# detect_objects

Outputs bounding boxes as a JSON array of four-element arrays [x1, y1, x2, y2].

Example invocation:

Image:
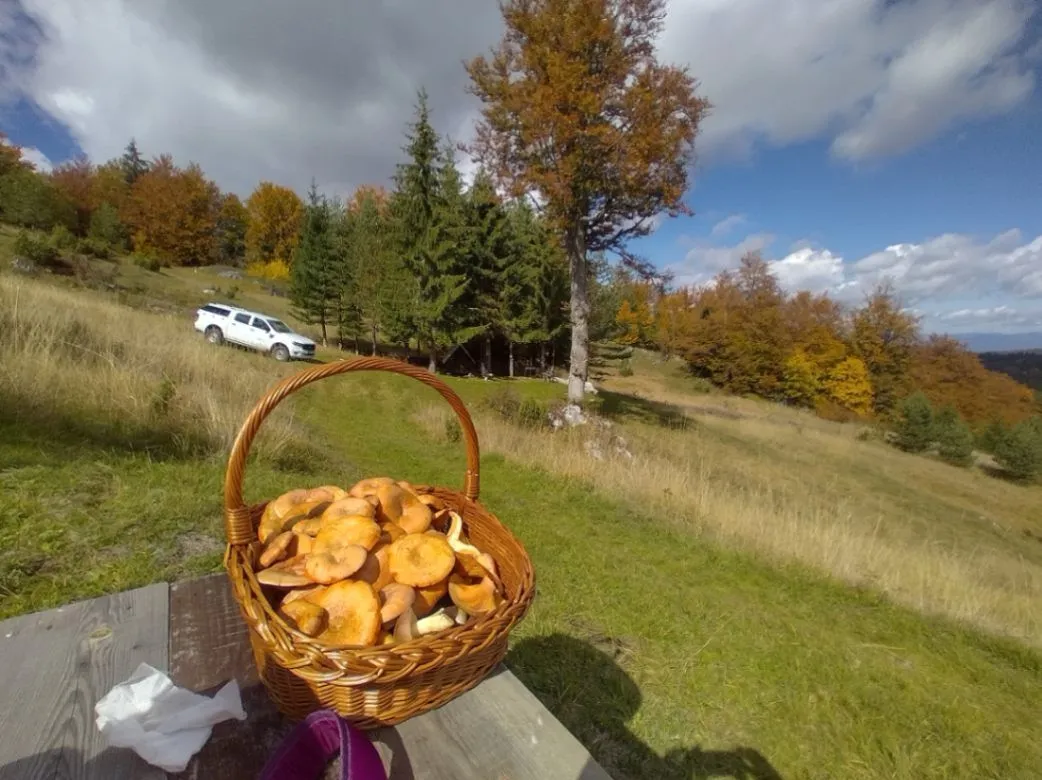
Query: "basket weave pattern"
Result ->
[[222, 357, 536, 728]]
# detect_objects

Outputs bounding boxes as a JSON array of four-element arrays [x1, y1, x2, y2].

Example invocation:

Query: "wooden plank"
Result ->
[[0, 583, 169, 780], [375, 668, 615, 780], [170, 574, 612, 779]]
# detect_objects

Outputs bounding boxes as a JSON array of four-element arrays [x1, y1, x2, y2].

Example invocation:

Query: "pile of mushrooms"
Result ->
[[253, 478, 504, 648]]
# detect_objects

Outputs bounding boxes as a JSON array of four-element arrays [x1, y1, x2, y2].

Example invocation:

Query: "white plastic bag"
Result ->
[[95, 662, 246, 773]]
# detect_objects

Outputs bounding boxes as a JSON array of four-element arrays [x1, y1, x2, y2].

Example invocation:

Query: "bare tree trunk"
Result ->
[[353, 334, 359, 354], [320, 317, 328, 347], [540, 342, 547, 371], [566, 227, 589, 405], [370, 322, 378, 356], [428, 348, 437, 373], [509, 341, 515, 377], [483, 334, 493, 378]]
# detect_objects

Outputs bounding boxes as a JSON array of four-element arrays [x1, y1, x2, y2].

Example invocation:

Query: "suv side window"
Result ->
[[252, 317, 270, 332], [202, 305, 229, 316], [234, 313, 251, 325]]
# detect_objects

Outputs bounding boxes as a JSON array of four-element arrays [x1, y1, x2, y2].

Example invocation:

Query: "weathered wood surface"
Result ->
[[171, 573, 613, 780], [0, 583, 170, 780]]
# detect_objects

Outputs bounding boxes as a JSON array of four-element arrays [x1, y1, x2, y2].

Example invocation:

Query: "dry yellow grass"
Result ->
[[0, 274, 300, 459], [415, 386, 1042, 646]]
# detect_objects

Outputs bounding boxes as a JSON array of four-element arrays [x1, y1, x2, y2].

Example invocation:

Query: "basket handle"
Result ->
[[223, 357, 480, 546]]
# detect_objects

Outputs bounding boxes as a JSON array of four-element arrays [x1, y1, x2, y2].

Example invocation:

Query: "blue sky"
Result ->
[[2, 0, 1041, 337]]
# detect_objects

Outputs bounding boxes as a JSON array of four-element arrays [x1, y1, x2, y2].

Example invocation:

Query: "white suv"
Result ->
[[194, 303, 316, 361]]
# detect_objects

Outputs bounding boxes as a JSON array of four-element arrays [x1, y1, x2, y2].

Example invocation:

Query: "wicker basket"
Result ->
[[222, 357, 536, 728]]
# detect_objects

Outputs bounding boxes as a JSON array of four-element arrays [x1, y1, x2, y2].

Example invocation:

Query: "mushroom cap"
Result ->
[[381, 522, 406, 542], [419, 493, 448, 512], [263, 499, 330, 542], [379, 583, 417, 625], [306, 485, 349, 503], [293, 531, 316, 555], [266, 489, 310, 520], [388, 533, 456, 588], [293, 517, 324, 537], [304, 545, 368, 585], [259, 530, 295, 568], [322, 497, 377, 521], [415, 607, 457, 636], [374, 484, 405, 524], [314, 516, 382, 551], [257, 555, 311, 588], [281, 585, 325, 606], [397, 494, 433, 535], [355, 542, 393, 592], [315, 580, 381, 647], [348, 477, 396, 499], [448, 574, 501, 616], [279, 600, 328, 637], [413, 577, 449, 618]]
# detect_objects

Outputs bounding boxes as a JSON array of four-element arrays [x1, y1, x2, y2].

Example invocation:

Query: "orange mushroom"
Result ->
[[258, 489, 307, 543], [348, 477, 396, 499], [397, 493, 433, 534], [413, 578, 449, 618], [374, 483, 405, 523], [314, 516, 382, 552], [448, 574, 501, 616], [279, 599, 328, 637], [282, 585, 325, 606], [315, 580, 381, 647], [388, 533, 456, 588], [264, 498, 330, 542], [381, 522, 406, 542], [419, 493, 447, 512], [259, 531, 295, 568], [305, 545, 368, 585], [355, 543, 393, 592], [379, 583, 416, 625], [293, 532, 316, 555], [257, 555, 311, 588], [306, 485, 349, 503], [321, 497, 377, 521]]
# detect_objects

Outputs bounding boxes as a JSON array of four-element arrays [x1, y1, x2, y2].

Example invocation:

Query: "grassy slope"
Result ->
[[2, 255, 1042, 777]]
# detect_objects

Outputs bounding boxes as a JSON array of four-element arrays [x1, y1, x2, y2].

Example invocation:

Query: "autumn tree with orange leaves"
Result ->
[[466, 0, 710, 404], [245, 181, 304, 279], [123, 155, 221, 265]]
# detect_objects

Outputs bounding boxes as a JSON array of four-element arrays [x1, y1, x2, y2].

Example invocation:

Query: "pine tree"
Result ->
[[120, 139, 149, 186], [933, 406, 974, 467], [465, 169, 512, 376], [894, 392, 935, 453], [995, 417, 1042, 482], [290, 183, 337, 346], [391, 93, 480, 371], [343, 187, 393, 354]]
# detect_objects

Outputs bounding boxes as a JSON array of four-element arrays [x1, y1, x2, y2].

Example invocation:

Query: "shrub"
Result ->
[[893, 392, 934, 453], [76, 237, 112, 260], [13, 231, 60, 268], [483, 386, 521, 421], [88, 202, 126, 249], [975, 419, 1009, 455], [618, 359, 634, 377], [933, 406, 974, 467], [995, 417, 1042, 482], [226, 284, 239, 300], [517, 398, 546, 428], [49, 224, 76, 250], [131, 253, 162, 272], [444, 417, 462, 443]]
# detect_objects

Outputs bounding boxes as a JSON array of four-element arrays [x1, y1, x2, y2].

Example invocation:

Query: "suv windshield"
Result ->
[[267, 319, 292, 334]]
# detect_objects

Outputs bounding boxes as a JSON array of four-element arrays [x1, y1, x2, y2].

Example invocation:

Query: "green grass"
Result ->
[[3, 255, 1042, 777]]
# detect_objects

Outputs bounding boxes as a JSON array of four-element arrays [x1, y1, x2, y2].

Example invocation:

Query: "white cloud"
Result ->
[[660, 0, 1037, 161], [710, 214, 746, 238], [18, 145, 51, 171], [667, 228, 1042, 333], [0, 0, 1035, 199]]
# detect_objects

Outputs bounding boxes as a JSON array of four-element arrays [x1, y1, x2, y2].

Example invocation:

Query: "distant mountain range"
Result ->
[[951, 332, 1042, 354]]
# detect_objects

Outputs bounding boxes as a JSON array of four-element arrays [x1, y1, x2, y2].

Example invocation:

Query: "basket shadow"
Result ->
[[0, 746, 162, 780], [507, 634, 783, 780]]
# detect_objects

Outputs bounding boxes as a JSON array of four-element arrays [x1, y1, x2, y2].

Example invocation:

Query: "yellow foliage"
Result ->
[[615, 283, 655, 345], [822, 356, 874, 416], [245, 181, 304, 267], [782, 349, 821, 407], [246, 259, 291, 281]]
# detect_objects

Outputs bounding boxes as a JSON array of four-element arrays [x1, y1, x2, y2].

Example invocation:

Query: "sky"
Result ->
[[1, 0, 1041, 339]]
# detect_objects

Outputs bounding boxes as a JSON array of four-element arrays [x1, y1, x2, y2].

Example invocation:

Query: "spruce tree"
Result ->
[[120, 139, 149, 186], [465, 169, 512, 376], [290, 182, 337, 346], [391, 92, 480, 371], [934, 405, 974, 467], [893, 392, 935, 453]]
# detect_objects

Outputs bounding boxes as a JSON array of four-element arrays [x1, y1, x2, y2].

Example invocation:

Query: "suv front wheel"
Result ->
[[205, 326, 224, 346], [271, 344, 290, 362]]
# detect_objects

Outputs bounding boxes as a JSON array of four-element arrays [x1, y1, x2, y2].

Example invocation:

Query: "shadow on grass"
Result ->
[[508, 634, 783, 780], [594, 390, 694, 430]]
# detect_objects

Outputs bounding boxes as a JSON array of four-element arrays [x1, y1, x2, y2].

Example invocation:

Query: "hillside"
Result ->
[[2, 264, 1041, 778], [979, 349, 1042, 392]]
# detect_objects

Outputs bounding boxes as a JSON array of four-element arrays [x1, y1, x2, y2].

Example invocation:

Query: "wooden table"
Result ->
[[0, 574, 613, 780]]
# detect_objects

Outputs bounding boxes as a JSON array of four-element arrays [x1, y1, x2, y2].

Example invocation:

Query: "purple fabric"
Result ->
[[258, 710, 387, 780]]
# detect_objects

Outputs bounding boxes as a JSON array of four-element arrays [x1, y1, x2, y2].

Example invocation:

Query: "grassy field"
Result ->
[[2, 261, 1042, 778]]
